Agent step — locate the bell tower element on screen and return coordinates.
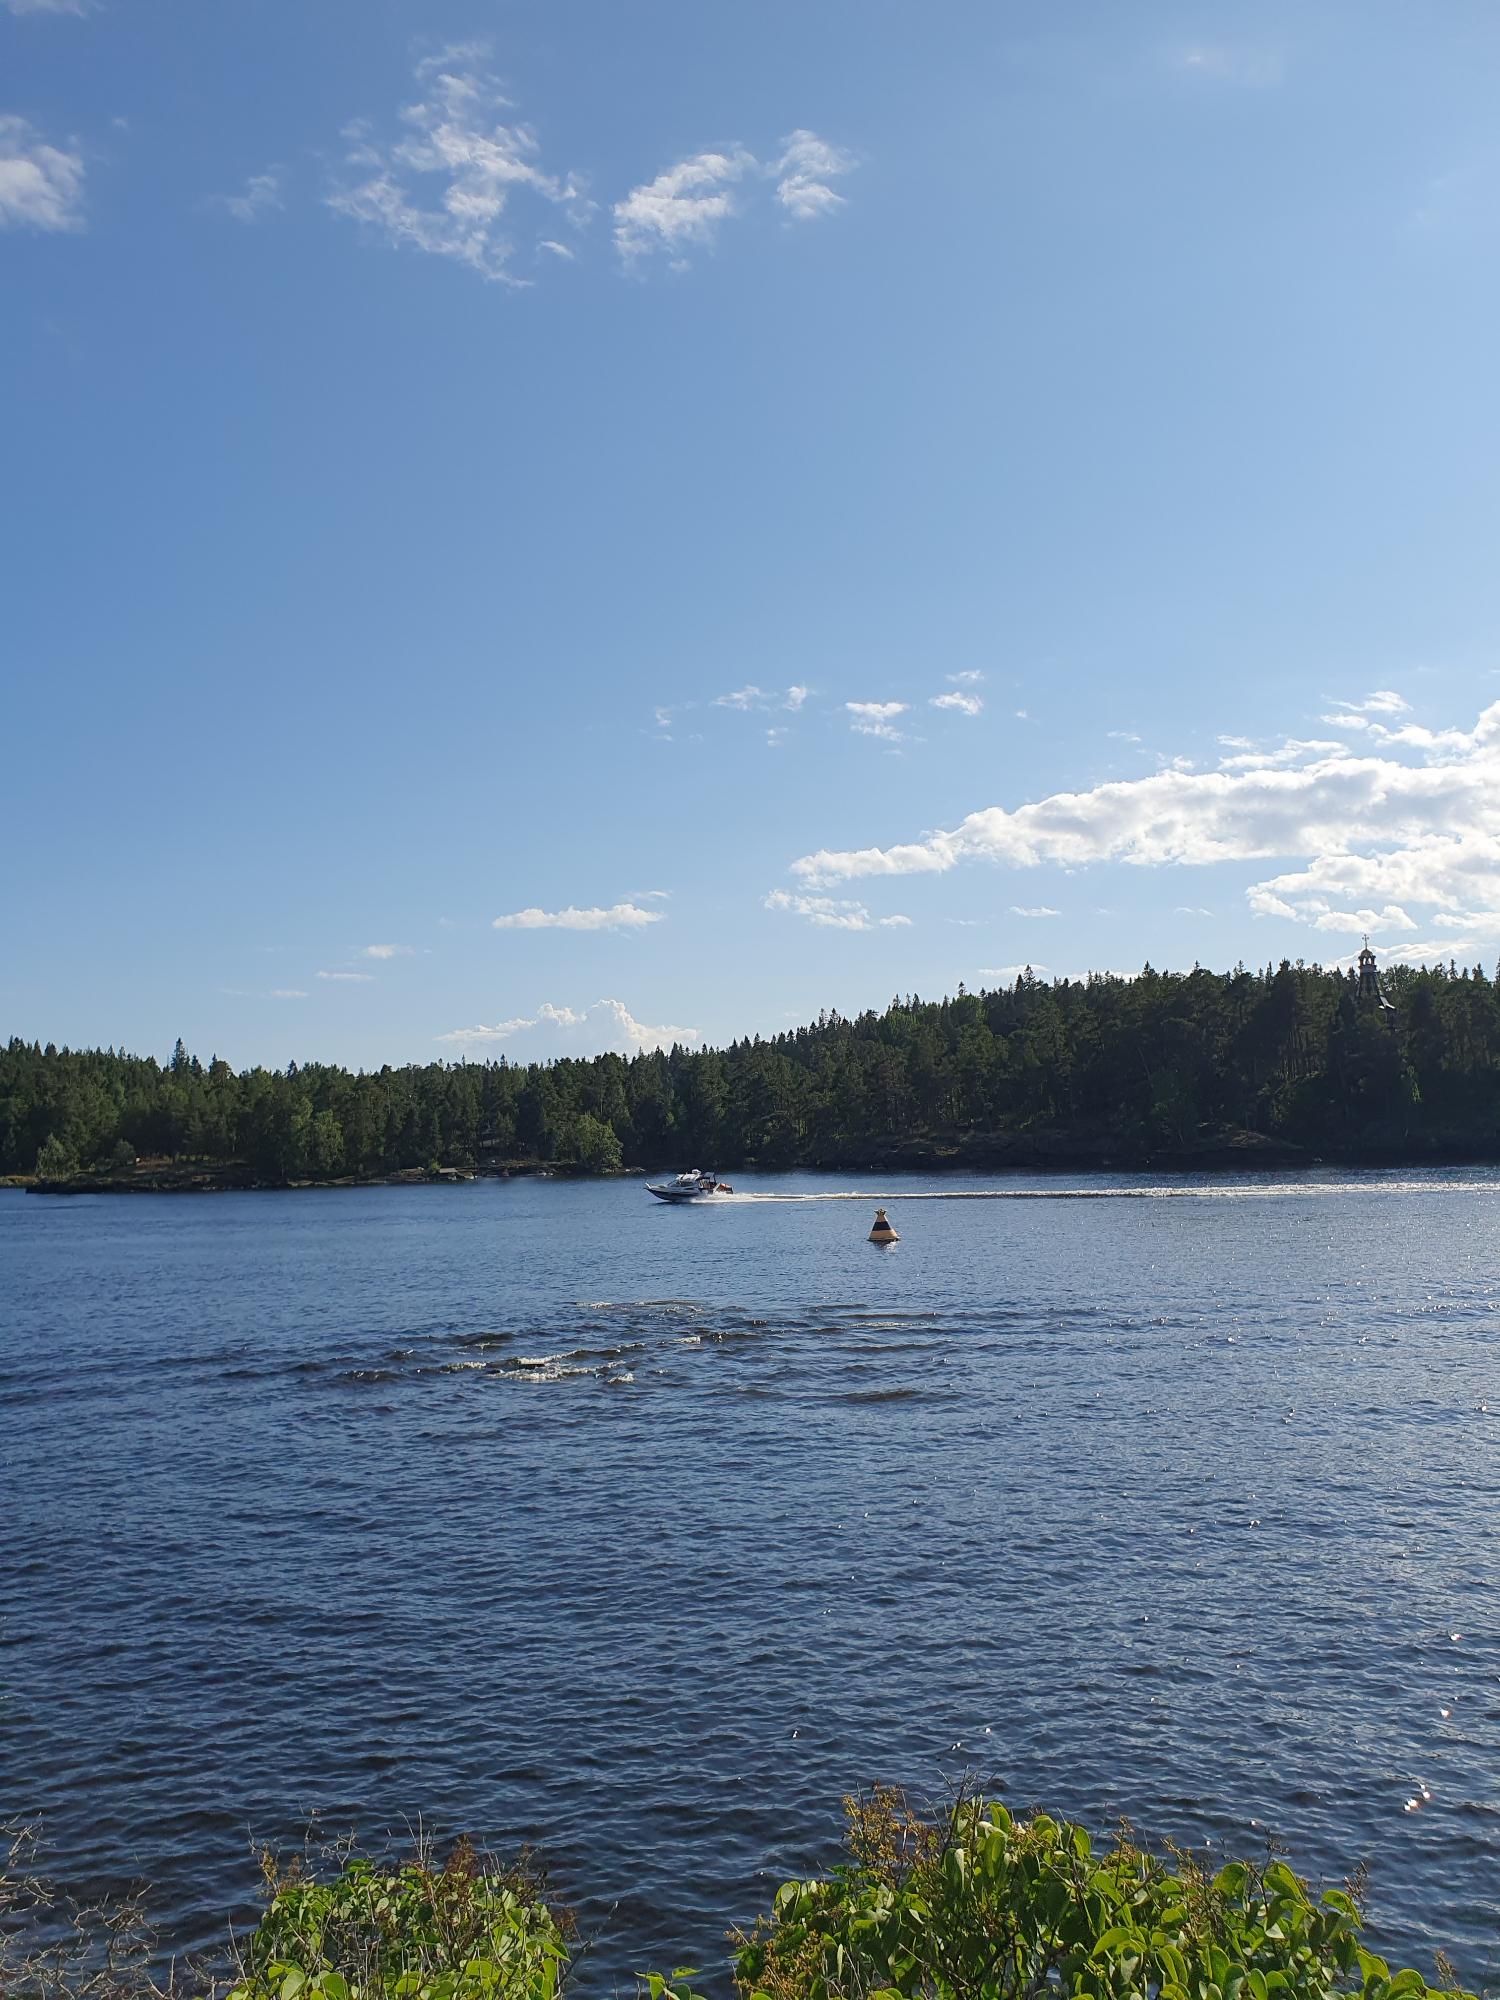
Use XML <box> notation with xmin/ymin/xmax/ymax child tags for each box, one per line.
<box><xmin>1356</xmin><ymin>936</ymin><xmax>1396</xmax><ymax>1019</ymax></box>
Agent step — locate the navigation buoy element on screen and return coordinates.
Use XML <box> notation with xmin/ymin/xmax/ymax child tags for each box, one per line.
<box><xmin>868</xmin><ymin>1207</ymin><xmax>898</xmax><ymax>1245</ymax></box>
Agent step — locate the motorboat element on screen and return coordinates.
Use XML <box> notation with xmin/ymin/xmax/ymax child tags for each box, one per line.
<box><xmin>646</xmin><ymin>1169</ymin><xmax>734</xmax><ymax>1202</ymax></box>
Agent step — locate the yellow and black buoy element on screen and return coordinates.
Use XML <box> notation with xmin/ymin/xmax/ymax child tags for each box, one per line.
<box><xmin>868</xmin><ymin>1206</ymin><xmax>899</xmax><ymax>1245</ymax></box>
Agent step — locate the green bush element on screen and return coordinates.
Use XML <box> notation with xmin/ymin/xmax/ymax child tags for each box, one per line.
<box><xmin>222</xmin><ymin>1842</ymin><xmax>569</xmax><ymax>2000</ymax></box>
<box><xmin>34</xmin><ymin>1133</ymin><xmax>76</xmax><ymax>1179</ymax></box>
<box><xmin>730</xmin><ymin>1789</ymin><xmax>1476</xmax><ymax>2000</ymax></box>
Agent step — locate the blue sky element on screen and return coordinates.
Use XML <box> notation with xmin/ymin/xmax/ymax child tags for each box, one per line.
<box><xmin>7</xmin><ymin>1</ymin><xmax>1500</xmax><ymax>1069</ymax></box>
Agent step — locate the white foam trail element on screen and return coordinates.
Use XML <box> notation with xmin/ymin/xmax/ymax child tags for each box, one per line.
<box><xmin>723</xmin><ymin>1181</ymin><xmax>1499</xmax><ymax>1203</ymax></box>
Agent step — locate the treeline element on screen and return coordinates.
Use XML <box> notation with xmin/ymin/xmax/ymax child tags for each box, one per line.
<box><xmin>5</xmin><ymin>958</ymin><xmax>1500</xmax><ymax>1183</ymax></box>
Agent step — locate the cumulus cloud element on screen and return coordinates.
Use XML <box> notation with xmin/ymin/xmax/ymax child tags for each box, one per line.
<box><xmin>436</xmin><ymin>996</ymin><xmax>699</xmax><ymax>1052</ymax></box>
<box><xmin>765</xmin><ymin>889</ymin><xmax>911</xmax><ymax>931</ymax></box>
<box><xmin>772</xmin><ymin>128</ymin><xmax>856</xmax><ymax>219</ymax></box>
<box><xmin>614</xmin><ymin>147</ymin><xmax>751</xmax><ymax>264</ymax></box>
<box><xmin>787</xmin><ymin>694</ymin><xmax>1500</xmax><ymax>957</ymax></box>
<box><xmin>329</xmin><ymin>45</ymin><xmax>589</xmax><ymax>283</ymax></box>
<box><xmin>846</xmin><ymin>700</ymin><xmax>908</xmax><ymax>742</ymax></box>
<box><xmin>492</xmin><ymin>902</ymin><xmax>664</xmax><ymax>931</ymax></box>
<box><xmin>0</xmin><ymin>115</ymin><xmax>85</xmax><ymax>231</ymax></box>
<box><xmin>931</xmin><ymin>691</ymin><xmax>983</xmax><ymax>716</ymax></box>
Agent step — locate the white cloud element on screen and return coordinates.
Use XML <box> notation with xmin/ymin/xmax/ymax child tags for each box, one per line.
<box><xmin>316</xmin><ymin>970</ymin><xmax>374</xmax><ymax>983</ymax></box>
<box><xmin>329</xmin><ymin>45</ymin><xmax>589</xmax><ymax>284</ymax></box>
<box><xmin>715</xmin><ymin>683</ymin><xmax>811</xmax><ymax>714</ymax></box>
<box><xmin>219</xmin><ymin>170</ymin><xmax>282</xmax><ymax>223</ymax></box>
<box><xmin>786</xmin><ymin>696</ymin><xmax>1500</xmax><ymax>954</ymax></box>
<box><xmin>1174</xmin><ymin>906</ymin><xmax>1214</xmax><ymax>918</ymax></box>
<box><xmin>1327</xmin><ymin>689</ymin><xmax>1411</xmax><ymax>718</ymax></box>
<box><xmin>270</xmin><ymin>988</ymin><xmax>309</xmax><ymax>999</ymax></box>
<box><xmin>4</xmin><ymin>0</ymin><xmax>87</xmax><ymax>12</ymax></box>
<box><xmin>948</xmin><ymin>670</ymin><xmax>984</xmax><ymax>687</ymax></box>
<box><xmin>614</xmin><ymin>146</ymin><xmax>751</xmax><ymax>264</ymax></box>
<box><xmin>980</xmin><ymin>964</ymin><xmax>1049</xmax><ymax>982</ymax></box>
<box><xmin>1010</xmin><ymin>905</ymin><xmax>1060</xmax><ymax>918</ymax></box>
<box><xmin>765</xmin><ymin>889</ymin><xmax>911</xmax><ymax>931</ymax></box>
<box><xmin>931</xmin><ymin>691</ymin><xmax>983</xmax><ymax>716</ymax></box>
<box><xmin>772</xmin><ymin>128</ymin><xmax>856</xmax><ymax>220</ymax></box>
<box><xmin>492</xmin><ymin>901</ymin><xmax>664</xmax><ymax>932</ymax></box>
<box><xmin>615</xmin><ymin>130</ymin><xmax>855</xmax><ymax>265</ymax></box>
<box><xmin>846</xmin><ymin>700</ymin><xmax>908</xmax><ymax>742</ymax></box>
<box><xmin>0</xmin><ymin>115</ymin><xmax>85</xmax><ymax>231</ymax></box>
<box><xmin>436</xmin><ymin>996</ymin><xmax>699</xmax><ymax>1052</ymax></box>
<box><xmin>360</xmin><ymin>943</ymin><xmax>412</xmax><ymax>959</ymax></box>
<box><xmin>538</xmin><ymin>237</ymin><xmax>574</xmax><ymax>260</ymax></box>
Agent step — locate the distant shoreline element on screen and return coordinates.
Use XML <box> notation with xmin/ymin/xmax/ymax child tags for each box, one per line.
<box><xmin>16</xmin><ymin>1130</ymin><xmax>1500</xmax><ymax>1195</ymax></box>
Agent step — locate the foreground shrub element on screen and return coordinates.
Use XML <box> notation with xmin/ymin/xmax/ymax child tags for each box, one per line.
<box><xmin>730</xmin><ymin>1789</ymin><xmax>1477</xmax><ymax>2000</ymax></box>
<box><xmin>3</xmin><ymin>1804</ymin><xmax>1481</xmax><ymax>2000</ymax></box>
<box><xmin>1</xmin><ymin>1824</ymin><xmax>163</xmax><ymax>2000</ymax></box>
<box><xmin>221</xmin><ymin>1842</ymin><xmax>569</xmax><ymax>2000</ymax></box>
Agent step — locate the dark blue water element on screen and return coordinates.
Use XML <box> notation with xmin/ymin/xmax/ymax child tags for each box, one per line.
<box><xmin>4</xmin><ymin>1172</ymin><xmax>1499</xmax><ymax>1994</ymax></box>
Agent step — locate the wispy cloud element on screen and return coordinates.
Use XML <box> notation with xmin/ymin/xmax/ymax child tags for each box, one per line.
<box><xmin>714</xmin><ymin>683</ymin><xmax>810</xmax><ymax>713</ymax></box>
<box><xmin>217</xmin><ymin>170</ymin><xmax>283</xmax><ymax>223</ymax></box>
<box><xmin>772</xmin><ymin>129</ymin><xmax>856</xmax><ymax>220</ymax></box>
<box><xmin>492</xmin><ymin>901</ymin><xmax>664</xmax><ymax>932</ymax></box>
<box><xmin>0</xmin><ymin>115</ymin><xmax>85</xmax><ymax>231</ymax></box>
<box><xmin>1171</xmin><ymin>43</ymin><xmax>1284</xmax><ymax>87</ymax></box>
<box><xmin>846</xmin><ymin>700</ymin><xmax>908</xmax><ymax>742</ymax></box>
<box><xmin>616</xmin><ymin>128</ymin><xmax>856</xmax><ymax>266</ymax></box>
<box><xmin>788</xmin><ymin>693</ymin><xmax>1500</xmax><ymax>957</ymax></box>
<box><xmin>1009</xmin><ymin>905</ymin><xmax>1060</xmax><ymax>918</ymax></box>
<box><xmin>436</xmin><ymin>996</ymin><xmax>698</xmax><ymax>1052</ymax></box>
<box><xmin>316</xmin><ymin>970</ymin><xmax>374</xmax><ymax>983</ymax></box>
<box><xmin>765</xmin><ymin>889</ymin><xmax>911</xmax><ymax>932</ymax></box>
<box><xmin>360</xmin><ymin>943</ymin><xmax>413</xmax><ymax>959</ymax></box>
<box><xmin>329</xmin><ymin>44</ymin><xmax>589</xmax><ymax>284</ymax></box>
<box><xmin>979</xmin><ymin>964</ymin><xmax>1049</xmax><ymax>983</ymax></box>
<box><xmin>931</xmin><ymin>691</ymin><xmax>983</xmax><ymax>716</ymax></box>
<box><xmin>614</xmin><ymin>147</ymin><xmax>751</xmax><ymax>264</ymax></box>
<box><xmin>1324</xmin><ymin>689</ymin><xmax>1411</xmax><ymax>719</ymax></box>
<box><xmin>270</xmin><ymin>988</ymin><xmax>309</xmax><ymax>999</ymax></box>
<box><xmin>4</xmin><ymin>0</ymin><xmax>88</xmax><ymax>13</ymax></box>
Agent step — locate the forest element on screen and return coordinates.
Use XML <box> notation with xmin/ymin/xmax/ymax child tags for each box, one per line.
<box><xmin>5</xmin><ymin>957</ymin><xmax>1500</xmax><ymax>1185</ymax></box>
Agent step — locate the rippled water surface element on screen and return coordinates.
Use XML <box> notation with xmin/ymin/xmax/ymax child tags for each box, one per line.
<box><xmin>4</xmin><ymin>1171</ymin><xmax>1500</xmax><ymax>1993</ymax></box>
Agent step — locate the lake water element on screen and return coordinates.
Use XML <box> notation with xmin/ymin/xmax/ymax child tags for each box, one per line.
<box><xmin>4</xmin><ymin>1171</ymin><xmax>1499</xmax><ymax>1994</ymax></box>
